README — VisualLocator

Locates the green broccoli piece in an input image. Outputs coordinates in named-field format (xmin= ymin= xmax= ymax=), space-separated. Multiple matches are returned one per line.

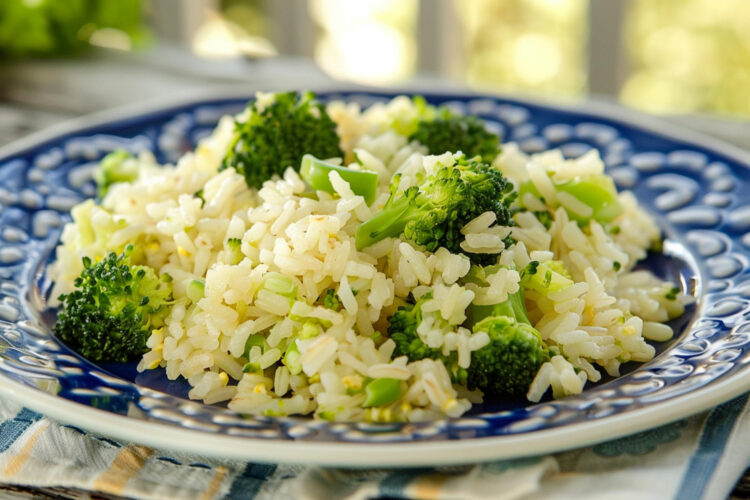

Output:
xmin=54 ymin=244 xmax=172 ymax=362
xmin=388 ymin=280 xmax=549 ymax=398
xmin=221 ymin=91 xmax=343 ymax=189
xmin=465 ymin=264 xmax=550 ymax=397
xmin=93 ymin=150 xmax=138 ymax=198
xmin=665 ymin=286 xmax=679 ymax=301
xmin=355 ymin=155 xmax=515 ymax=263
xmin=409 ymin=104 xmax=500 ymax=163
xmin=388 ymin=293 xmax=466 ymax=384
xmin=468 ymin=276 xmax=532 ymax=326
xmin=469 ymin=315 xmax=549 ymax=398
xmin=300 ymin=154 xmax=379 ymax=204
xmin=242 ymin=333 xmax=272 ymax=374
xmin=534 ymin=210 xmax=553 ymax=229
xmin=322 ymin=289 xmax=342 ymax=311
xmin=194 ymin=189 xmax=205 ymax=208
xmin=519 ymin=174 xmax=623 ymax=225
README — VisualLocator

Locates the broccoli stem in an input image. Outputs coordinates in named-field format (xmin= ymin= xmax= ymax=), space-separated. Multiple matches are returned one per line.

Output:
xmin=300 ymin=155 xmax=378 ymax=205
xmin=355 ymin=195 xmax=414 ymax=250
xmin=471 ymin=288 xmax=530 ymax=326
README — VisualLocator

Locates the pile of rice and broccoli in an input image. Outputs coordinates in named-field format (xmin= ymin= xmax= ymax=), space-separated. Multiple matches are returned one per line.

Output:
xmin=49 ymin=91 xmax=691 ymax=422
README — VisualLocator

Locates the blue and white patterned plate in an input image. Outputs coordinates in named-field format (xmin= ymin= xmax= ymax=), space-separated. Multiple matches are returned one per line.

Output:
xmin=0 ymin=89 xmax=749 ymax=467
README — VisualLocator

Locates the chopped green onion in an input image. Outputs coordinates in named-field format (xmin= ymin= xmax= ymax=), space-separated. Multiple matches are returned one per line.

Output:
xmin=665 ymin=286 xmax=680 ymax=301
xmin=322 ymin=289 xmax=342 ymax=311
xmin=519 ymin=174 xmax=623 ymax=225
xmin=194 ymin=189 xmax=206 ymax=208
xmin=318 ymin=410 xmax=336 ymax=421
xmin=243 ymin=334 xmax=267 ymax=358
xmin=362 ymin=377 xmax=402 ymax=408
xmin=262 ymin=272 xmax=297 ymax=298
xmin=284 ymin=341 xmax=302 ymax=375
xmin=226 ymin=237 xmax=243 ymax=265
xmin=299 ymin=321 xmax=321 ymax=339
xmin=556 ymin=175 xmax=622 ymax=223
xmin=242 ymin=362 xmax=261 ymax=373
xmin=94 ymin=150 xmax=137 ymax=198
xmin=186 ymin=279 xmax=205 ymax=303
xmin=300 ymin=154 xmax=379 ymax=205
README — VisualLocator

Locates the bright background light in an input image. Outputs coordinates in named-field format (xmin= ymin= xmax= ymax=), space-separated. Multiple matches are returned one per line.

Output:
xmin=309 ymin=0 xmax=417 ymax=84
xmin=6 ymin=0 xmax=746 ymax=117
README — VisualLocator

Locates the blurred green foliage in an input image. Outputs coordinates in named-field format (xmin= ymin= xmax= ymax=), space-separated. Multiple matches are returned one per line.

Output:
xmin=0 ymin=0 xmax=144 ymax=58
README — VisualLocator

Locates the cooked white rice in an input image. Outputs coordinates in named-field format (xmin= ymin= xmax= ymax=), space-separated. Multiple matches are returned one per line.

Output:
xmin=49 ymin=93 xmax=692 ymax=422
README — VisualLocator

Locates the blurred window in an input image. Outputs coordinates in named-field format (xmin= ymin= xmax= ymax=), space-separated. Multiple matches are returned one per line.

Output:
xmin=309 ymin=0 xmax=418 ymax=84
xmin=181 ymin=0 xmax=750 ymax=117
xmin=3 ymin=0 xmax=748 ymax=118
xmin=621 ymin=0 xmax=750 ymax=117
xmin=192 ymin=0 xmax=276 ymax=58
xmin=455 ymin=0 xmax=588 ymax=98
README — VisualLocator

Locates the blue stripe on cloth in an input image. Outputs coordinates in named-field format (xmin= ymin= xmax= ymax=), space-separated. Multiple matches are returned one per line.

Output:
xmin=378 ymin=469 xmax=431 ymax=499
xmin=673 ymin=393 xmax=749 ymax=500
xmin=225 ymin=463 xmax=277 ymax=500
xmin=0 ymin=408 xmax=42 ymax=452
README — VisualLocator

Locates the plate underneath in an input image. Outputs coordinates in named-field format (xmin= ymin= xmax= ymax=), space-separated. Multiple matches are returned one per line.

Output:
xmin=0 ymin=89 xmax=749 ymax=466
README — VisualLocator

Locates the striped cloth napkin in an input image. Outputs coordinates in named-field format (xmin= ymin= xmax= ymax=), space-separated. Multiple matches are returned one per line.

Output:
xmin=0 ymin=395 xmax=748 ymax=500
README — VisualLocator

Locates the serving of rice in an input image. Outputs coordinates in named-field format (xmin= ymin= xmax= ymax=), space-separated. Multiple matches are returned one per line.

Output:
xmin=48 ymin=94 xmax=691 ymax=423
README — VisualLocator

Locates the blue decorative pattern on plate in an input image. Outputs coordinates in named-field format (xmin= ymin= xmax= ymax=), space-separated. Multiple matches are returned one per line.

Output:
xmin=0 ymin=90 xmax=749 ymax=466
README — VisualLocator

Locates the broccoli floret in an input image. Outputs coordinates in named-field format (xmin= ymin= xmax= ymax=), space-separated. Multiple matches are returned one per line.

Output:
xmin=465 ymin=264 xmax=550 ymax=397
xmin=469 ymin=315 xmax=549 ymax=398
xmin=93 ymin=150 xmax=138 ymax=198
xmin=54 ymin=244 xmax=172 ymax=362
xmin=356 ymin=155 xmax=515 ymax=263
xmin=388 ymin=282 xmax=549 ymax=398
xmin=409 ymin=104 xmax=500 ymax=163
xmin=519 ymin=174 xmax=623 ymax=225
xmin=221 ymin=91 xmax=343 ymax=189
